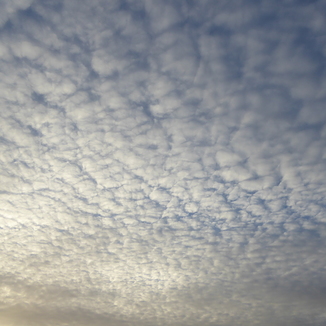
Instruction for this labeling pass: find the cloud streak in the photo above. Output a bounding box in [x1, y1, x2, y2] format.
[0, 0, 326, 325]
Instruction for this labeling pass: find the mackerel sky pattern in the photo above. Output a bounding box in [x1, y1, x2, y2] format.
[0, 1, 326, 326]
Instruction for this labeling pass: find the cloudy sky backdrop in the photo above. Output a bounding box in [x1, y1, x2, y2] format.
[1, 0, 326, 325]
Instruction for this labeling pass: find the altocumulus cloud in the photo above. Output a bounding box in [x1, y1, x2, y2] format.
[0, 0, 326, 325]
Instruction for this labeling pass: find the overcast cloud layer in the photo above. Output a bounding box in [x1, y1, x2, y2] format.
[0, 0, 326, 325]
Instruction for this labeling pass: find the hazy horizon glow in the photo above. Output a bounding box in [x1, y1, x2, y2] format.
[0, 0, 326, 325]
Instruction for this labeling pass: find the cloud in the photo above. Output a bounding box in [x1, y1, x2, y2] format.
[0, 0, 326, 325]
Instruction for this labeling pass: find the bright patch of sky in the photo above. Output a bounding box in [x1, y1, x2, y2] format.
[0, 0, 326, 325]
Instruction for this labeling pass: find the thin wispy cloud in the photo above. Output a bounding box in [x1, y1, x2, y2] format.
[0, 0, 326, 325]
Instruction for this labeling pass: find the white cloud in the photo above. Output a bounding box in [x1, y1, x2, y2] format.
[0, 0, 326, 326]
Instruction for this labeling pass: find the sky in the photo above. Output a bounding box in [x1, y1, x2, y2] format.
[0, 0, 326, 325]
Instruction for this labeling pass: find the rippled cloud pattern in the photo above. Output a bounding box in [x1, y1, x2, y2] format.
[0, 0, 326, 325]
